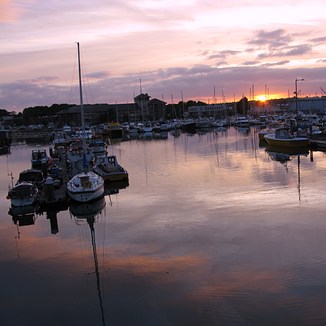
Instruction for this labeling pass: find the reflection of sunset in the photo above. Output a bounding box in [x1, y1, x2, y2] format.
[3, 130, 326, 325]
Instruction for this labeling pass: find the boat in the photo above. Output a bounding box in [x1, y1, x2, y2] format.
[104, 179, 129, 195]
[17, 168, 45, 189]
[52, 131, 69, 148]
[264, 127, 309, 148]
[93, 155, 129, 182]
[89, 135, 107, 158]
[180, 119, 196, 133]
[31, 147, 51, 170]
[67, 140, 94, 176]
[66, 42, 104, 203]
[7, 181, 39, 207]
[233, 116, 250, 127]
[105, 122, 123, 139]
[67, 171, 105, 202]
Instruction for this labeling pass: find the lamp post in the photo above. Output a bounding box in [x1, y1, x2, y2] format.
[295, 78, 304, 118]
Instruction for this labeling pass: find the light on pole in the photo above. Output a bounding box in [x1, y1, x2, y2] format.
[295, 78, 304, 118]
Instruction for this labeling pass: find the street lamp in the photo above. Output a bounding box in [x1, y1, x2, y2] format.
[295, 78, 304, 118]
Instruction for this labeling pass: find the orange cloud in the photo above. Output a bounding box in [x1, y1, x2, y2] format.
[0, 0, 20, 22]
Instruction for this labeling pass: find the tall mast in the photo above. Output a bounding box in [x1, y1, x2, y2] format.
[77, 42, 87, 167]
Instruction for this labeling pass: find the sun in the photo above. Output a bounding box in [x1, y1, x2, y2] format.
[257, 95, 267, 102]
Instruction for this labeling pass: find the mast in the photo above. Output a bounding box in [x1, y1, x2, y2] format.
[77, 42, 87, 168]
[140, 78, 144, 122]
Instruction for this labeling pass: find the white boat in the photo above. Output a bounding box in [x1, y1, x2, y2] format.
[234, 116, 249, 127]
[93, 155, 128, 182]
[67, 171, 104, 203]
[264, 127, 309, 148]
[7, 181, 39, 207]
[66, 43, 104, 203]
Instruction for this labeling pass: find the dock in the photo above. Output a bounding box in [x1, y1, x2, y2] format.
[309, 138, 326, 151]
[38, 147, 69, 209]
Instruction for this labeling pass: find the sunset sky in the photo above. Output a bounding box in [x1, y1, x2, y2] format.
[1, 0, 326, 112]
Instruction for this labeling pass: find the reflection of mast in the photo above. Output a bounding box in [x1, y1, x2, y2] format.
[70, 197, 106, 326]
[88, 216, 106, 326]
[15, 223, 20, 258]
[297, 155, 301, 202]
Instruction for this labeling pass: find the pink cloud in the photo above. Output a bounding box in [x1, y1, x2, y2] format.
[0, 0, 20, 22]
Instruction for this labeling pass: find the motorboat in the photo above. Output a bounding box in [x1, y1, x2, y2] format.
[7, 181, 39, 207]
[89, 136, 107, 158]
[52, 131, 69, 148]
[93, 155, 129, 182]
[17, 168, 45, 189]
[31, 147, 51, 170]
[234, 116, 250, 127]
[264, 127, 309, 148]
[180, 119, 196, 133]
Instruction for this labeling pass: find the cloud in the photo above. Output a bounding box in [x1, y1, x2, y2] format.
[0, 0, 20, 21]
[245, 29, 313, 60]
[207, 50, 241, 60]
[310, 36, 326, 44]
[257, 44, 312, 59]
[2, 62, 326, 112]
[1, 1, 326, 110]
[85, 71, 110, 80]
[249, 29, 292, 48]
[261, 60, 290, 67]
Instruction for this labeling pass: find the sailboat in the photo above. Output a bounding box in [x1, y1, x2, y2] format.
[66, 42, 104, 203]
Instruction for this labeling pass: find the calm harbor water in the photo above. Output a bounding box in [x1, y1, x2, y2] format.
[2, 127, 326, 325]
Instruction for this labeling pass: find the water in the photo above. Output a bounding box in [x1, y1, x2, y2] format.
[2, 127, 326, 325]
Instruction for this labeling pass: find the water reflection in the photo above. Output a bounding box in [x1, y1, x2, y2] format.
[3, 128, 326, 325]
[265, 145, 310, 202]
[70, 196, 107, 326]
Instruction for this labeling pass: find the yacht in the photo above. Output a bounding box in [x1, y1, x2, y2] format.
[66, 43, 104, 203]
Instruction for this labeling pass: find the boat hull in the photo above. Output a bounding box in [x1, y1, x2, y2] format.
[67, 186, 104, 203]
[93, 166, 129, 182]
[264, 134, 309, 148]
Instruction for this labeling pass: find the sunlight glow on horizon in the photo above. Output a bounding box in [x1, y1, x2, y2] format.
[0, 0, 326, 111]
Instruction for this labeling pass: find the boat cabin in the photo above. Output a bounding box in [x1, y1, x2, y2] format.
[274, 128, 293, 139]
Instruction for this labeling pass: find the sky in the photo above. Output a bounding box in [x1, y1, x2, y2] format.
[1, 0, 326, 112]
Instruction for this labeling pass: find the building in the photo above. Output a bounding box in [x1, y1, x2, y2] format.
[56, 94, 167, 125]
[287, 96, 326, 113]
